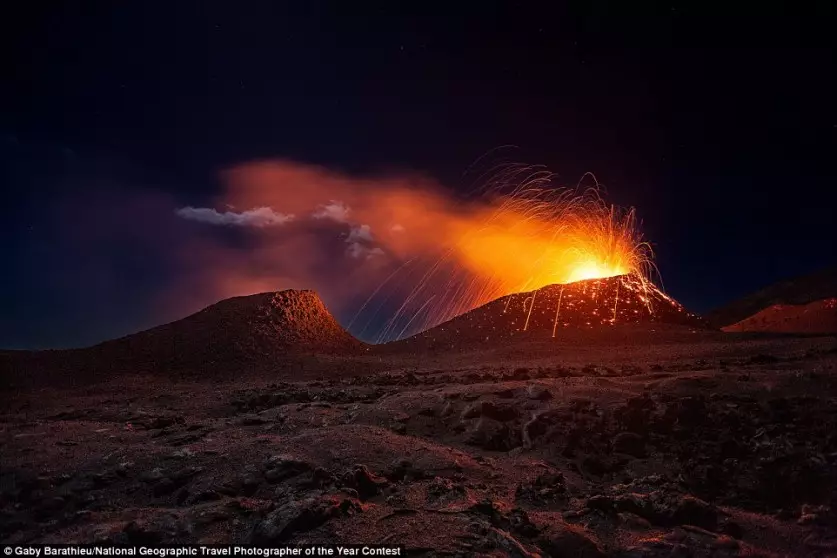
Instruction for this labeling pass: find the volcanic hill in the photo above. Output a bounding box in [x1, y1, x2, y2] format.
[0, 290, 363, 387]
[98, 289, 362, 357]
[391, 274, 706, 349]
[723, 297, 837, 334]
[708, 265, 837, 329]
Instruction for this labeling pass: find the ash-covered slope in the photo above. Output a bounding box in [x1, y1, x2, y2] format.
[1, 290, 364, 387]
[390, 274, 706, 349]
[708, 266, 837, 328]
[723, 298, 837, 334]
[95, 289, 362, 361]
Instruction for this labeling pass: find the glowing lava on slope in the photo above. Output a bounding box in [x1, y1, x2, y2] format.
[356, 166, 668, 342]
[389, 274, 706, 348]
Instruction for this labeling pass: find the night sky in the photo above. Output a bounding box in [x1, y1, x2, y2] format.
[3, 2, 834, 349]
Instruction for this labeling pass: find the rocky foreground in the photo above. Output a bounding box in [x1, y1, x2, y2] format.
[2, 329, 837, 556]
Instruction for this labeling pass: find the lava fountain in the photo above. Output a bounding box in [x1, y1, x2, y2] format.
[351, 164, 659, 342]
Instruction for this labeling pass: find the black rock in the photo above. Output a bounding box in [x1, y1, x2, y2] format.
[518, 472, 567, 504]
[263, 468, 284, 483]
[347, 465, 388, 499]
[674, 496, 718, 531]
[749, 354, 779, 365]
[466, 418, 522, 451]
[612, 432, 646, 457]
[263, 455, 311, 481]
[175, 488, 190, 505]
[388, 459, 425, 482]
[140, 469, 165, 483]
[152, 478, 177, 496]
[616, 394, 657, 434]
[427, 477, 464, 502]
[130, 514, 190, 544]
[526, 385, 553, 401]
[586, 494, 615, 513]
[189, 490, 222, 504]
[538, 524, 605, 558]
[239, 414, 268, 426]
[251, 495, 361, 543]
[719, 519, 744, 539]
[479, 401, 520, 422]
[461, 404, 482, 419]
[123, 519, 162, 545]
[239, 473, 261, 495]
[582, 456, 612, 476]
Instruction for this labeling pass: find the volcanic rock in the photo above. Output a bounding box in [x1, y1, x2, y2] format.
[480, 401, 520, 422]
[537, 523, 606, 558]
[0, 289, 364, 386]
[516, 472, 567, 504]
[461, 400, 521, 422]
[526, 385, 553, 401]
[707, 265, 837, 328]
[612, 432, 646, 457]
[387, 459, 426, 482]
[104, 289, 361, 364]
[467, 417, 522, 451]
[391, 274, 707, 348]
[123, 514, 192, 545]
[263, 455, 311, 483]
[673, 496, 719, 530]
[722, 298, 837, 334]
[3, 275, 836, 555]
[427, 476, 465, 504]
[345, 465, 388, 499]
[251, 495, 361, 543]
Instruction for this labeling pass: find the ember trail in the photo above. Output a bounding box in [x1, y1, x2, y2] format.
[359, 165, 665, 342]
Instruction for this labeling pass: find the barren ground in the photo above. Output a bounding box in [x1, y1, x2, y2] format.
[2, 325, 837, 557]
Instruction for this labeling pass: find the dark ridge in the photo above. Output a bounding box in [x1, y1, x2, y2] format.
[723, 298, 837, 334]
[707, 266, 837, 328]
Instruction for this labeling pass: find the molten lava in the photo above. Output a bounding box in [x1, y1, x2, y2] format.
[451, 202, 637, 294]
[567, 261, 625, 283]
[357, 166, 660, 342]
[389, 275, 705, 348]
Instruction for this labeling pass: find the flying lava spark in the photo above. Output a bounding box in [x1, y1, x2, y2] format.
[351, 164, 665, 342]
[210, 159, 675, 341]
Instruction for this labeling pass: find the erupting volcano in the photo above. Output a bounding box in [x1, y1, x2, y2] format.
[356, 167, 664, 342]
[390, 274, 705, 349]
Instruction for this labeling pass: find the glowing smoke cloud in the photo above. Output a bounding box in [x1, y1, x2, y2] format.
[205, 160, 658, 342]
[351, 165, 658, 341]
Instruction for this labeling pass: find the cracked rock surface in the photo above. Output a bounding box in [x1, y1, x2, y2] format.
[2, 325, 836, 556]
